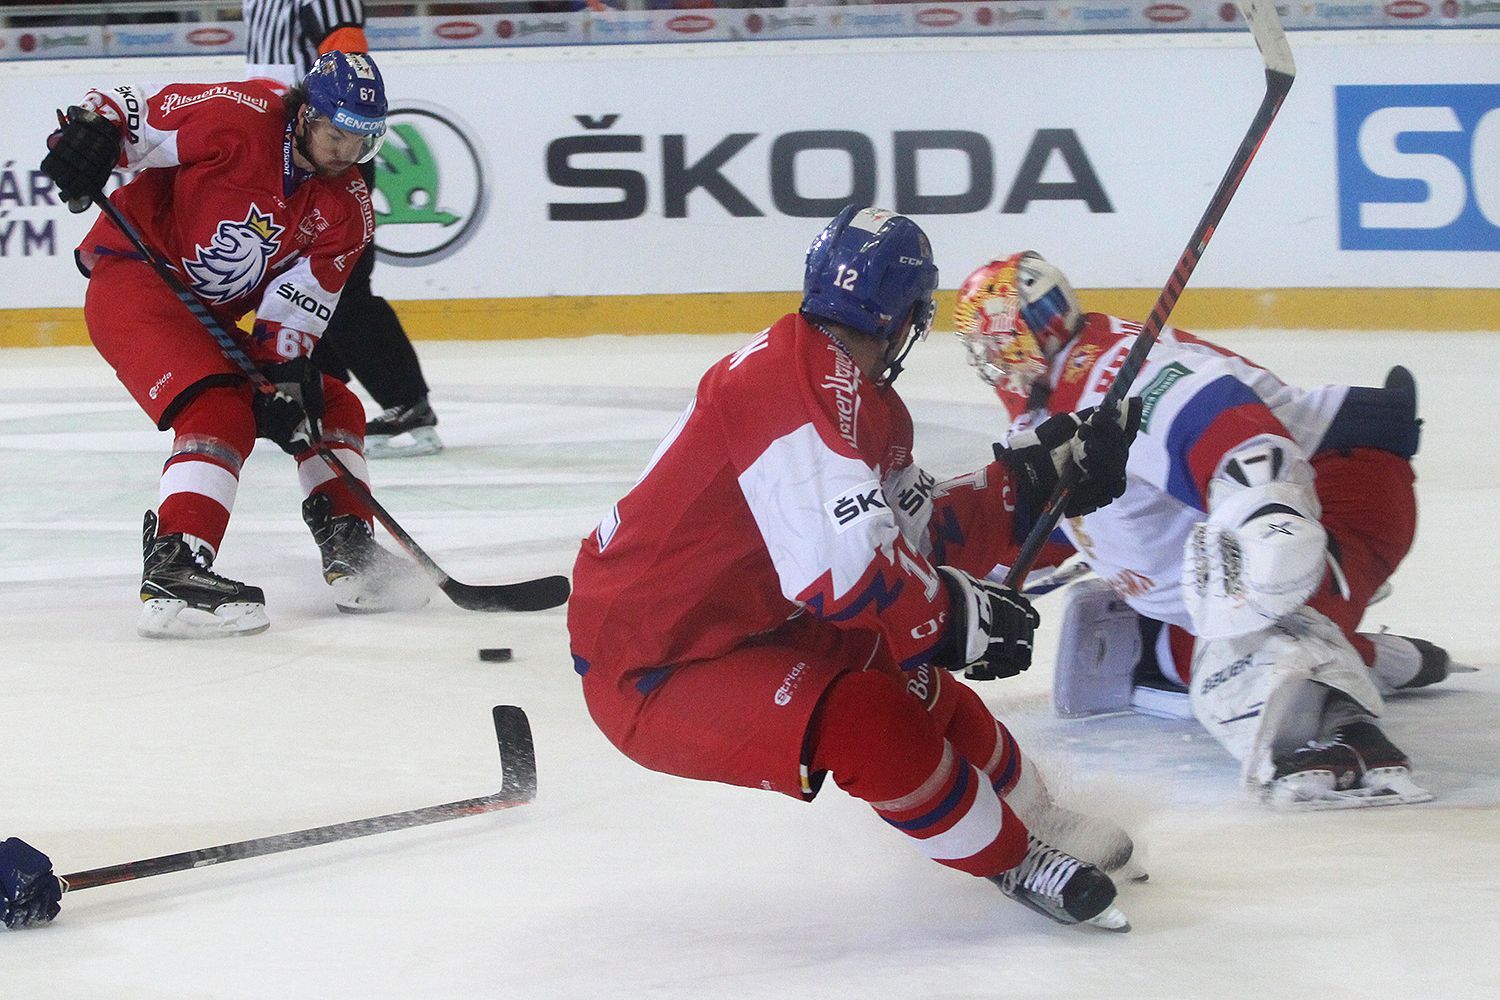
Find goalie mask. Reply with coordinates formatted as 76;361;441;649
955;252;1082;413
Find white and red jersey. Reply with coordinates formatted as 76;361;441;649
569;314;1022;690
1004;313;1349;628
75;81;373;365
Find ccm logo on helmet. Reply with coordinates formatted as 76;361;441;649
275;283;333;321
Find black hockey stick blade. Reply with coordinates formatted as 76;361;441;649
60;706;536;893
494;704;538;802
443;573;571;613
1000;0;1294;590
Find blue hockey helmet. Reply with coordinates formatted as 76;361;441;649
802;206;939;345
301;51;388;163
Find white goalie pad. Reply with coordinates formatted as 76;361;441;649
1052;579;1144;717
1189;608;1384;787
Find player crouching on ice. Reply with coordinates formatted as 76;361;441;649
40;52;428;638
568;206;1149;931
954;252;1454;810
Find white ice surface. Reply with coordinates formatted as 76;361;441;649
2;330;1498;999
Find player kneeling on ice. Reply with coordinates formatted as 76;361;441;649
1;838;62;930
39;52;429;638
955;252;1452;810
568;207;1146;932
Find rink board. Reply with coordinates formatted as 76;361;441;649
0;31;1496;340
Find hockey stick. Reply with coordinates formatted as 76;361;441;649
85;186;569;612
58;705;536;893
1002;0;1295;590
1019;560;1093;598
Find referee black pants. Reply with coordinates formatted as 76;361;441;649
311;159;431;410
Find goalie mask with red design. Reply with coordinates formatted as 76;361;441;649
955;252;1082;415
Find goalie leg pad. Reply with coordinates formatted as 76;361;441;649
1051;579;1144;718
1189;608;1385;789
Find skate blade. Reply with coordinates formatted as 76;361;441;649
1264;771;1432;810
1450;663;1479;674
1086;904;1131;933
1129;685;1193;720
1113;857;1149;883
365;427;443;459
1361;767;1435;805
137;598;269;639
1004;891;1130;932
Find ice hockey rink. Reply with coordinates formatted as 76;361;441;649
3;328;1497;998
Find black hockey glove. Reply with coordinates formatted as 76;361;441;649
934;567;1040;681
0;837;63;929
41;106;121;211
998;398;1143;521
252;358;324;455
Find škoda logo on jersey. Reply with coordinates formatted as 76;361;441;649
372;104;488;267
825;480;888;532
181;204;283;304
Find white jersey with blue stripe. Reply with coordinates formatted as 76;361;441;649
1006;313;1348;628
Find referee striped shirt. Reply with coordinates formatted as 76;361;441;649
244;0;366;86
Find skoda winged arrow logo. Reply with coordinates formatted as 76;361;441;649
371;104;488;266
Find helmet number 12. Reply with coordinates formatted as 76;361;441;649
835;264;858;291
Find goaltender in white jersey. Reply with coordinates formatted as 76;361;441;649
956;251;1455;810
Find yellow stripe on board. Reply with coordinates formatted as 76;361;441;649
3;288;1497;348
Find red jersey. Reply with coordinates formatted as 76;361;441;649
568;314;1023;692
75;82;373;364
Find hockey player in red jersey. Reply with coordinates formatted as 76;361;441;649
569;207;1148;931
955;252;1451;809
40;51;427;638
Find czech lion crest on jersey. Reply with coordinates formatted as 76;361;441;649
181;205;284;304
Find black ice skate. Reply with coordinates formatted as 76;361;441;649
364;396;442;459
990;836;1129;932
1267;719;1432;810
138;510;269;639
1363;632;1463;693
302;494;430;613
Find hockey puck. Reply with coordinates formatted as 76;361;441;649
478;647;513;662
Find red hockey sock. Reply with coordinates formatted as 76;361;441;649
157;385;256;551
930;675;1025;796
809;671;1027;877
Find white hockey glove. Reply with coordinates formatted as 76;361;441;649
1182;440;1327;640
936;567;1041;681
